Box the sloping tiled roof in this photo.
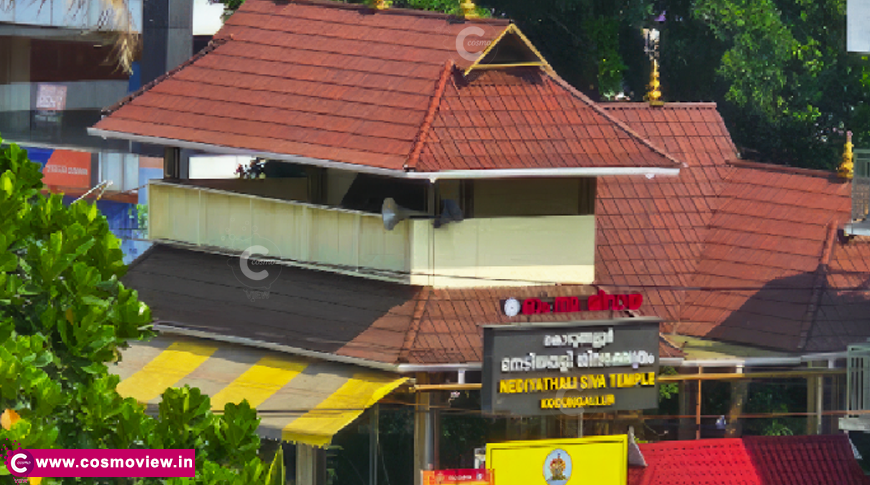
[628,435,870,485]
[91,0,677,174]
[122,244,681,366]
[413,69,680,172]
[341,285,682,364]
[595,102,870,353]
[596,103,738,324]
[122,244,421,364]
[629,438,759,485]
[681,161,852,350]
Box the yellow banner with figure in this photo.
[485,435,626,485]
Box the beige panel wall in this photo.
[148,183,410,275]
[409,215,596,288]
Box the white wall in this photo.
[193,0,224,36]
[189,155,253,179]
[849,0,870,52]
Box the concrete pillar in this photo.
[807,374,821,435]
[142,0,193,85]
[162,147,188,180]
[369,404,379,485]
[414,375,434,485]
[296,444,325,485]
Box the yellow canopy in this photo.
[112,336,406,447]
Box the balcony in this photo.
[147,181,595,288]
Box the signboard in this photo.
[502,290,642,317]
[485,436,627,485]
[35,84,67,111]
[40,150,92,190]
[482,318,660,416]
[34,84,67,125]
[422,469,493,485]
[848,0,870,52]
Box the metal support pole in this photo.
[696,367,703,440]
[817,374,824,435]
[414,375,433,485]
[369,404,379,485]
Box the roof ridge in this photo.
[278,0,509,24]
[798,220,838,350]
[543,71,682,168]
[600,102,719,109]
[406,60,455,171]
[102,38,228,115]
[398,287,432,363]
[727,159,841,179]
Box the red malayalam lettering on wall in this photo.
[515,291,643,316]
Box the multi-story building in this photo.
[91,0,870,482]
[1,0,224,262]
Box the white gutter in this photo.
[397,363,482,372]
[87,128,680,180]
[676,351,849,368]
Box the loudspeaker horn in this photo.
[382,198,426,231]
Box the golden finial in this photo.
[460,0,479,19]
[839,130,854,179]
[648,59,663,107]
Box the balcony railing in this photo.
[147,181,595,287]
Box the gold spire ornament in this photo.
[648,59,663,107]
[460,0,479,19]
[839,131,854,179]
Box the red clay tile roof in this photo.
[338,285,683,364]
[413,69,680,171]
[594,103,870,352]
[681,161,852,350]
[628,435,870,485]
[596,103,738,325]
[92,0,677,174]
[126,245,681,366]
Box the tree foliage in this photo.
[0,140,283,484]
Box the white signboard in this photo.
[848,0,870,52]
[35,84,67,111]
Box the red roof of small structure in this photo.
[91,0,677,175]
[629,435,869,485]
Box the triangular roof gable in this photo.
[465,24,553,75]
[90,0,678,177]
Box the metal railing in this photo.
[846,343,870,416]
[852,150,870,221]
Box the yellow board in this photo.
[485,436,627,485]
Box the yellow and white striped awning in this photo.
[111,335,407,447]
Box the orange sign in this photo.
[422,469,493,485]
[41,150,91,190]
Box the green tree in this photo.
[0,140,283,484]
